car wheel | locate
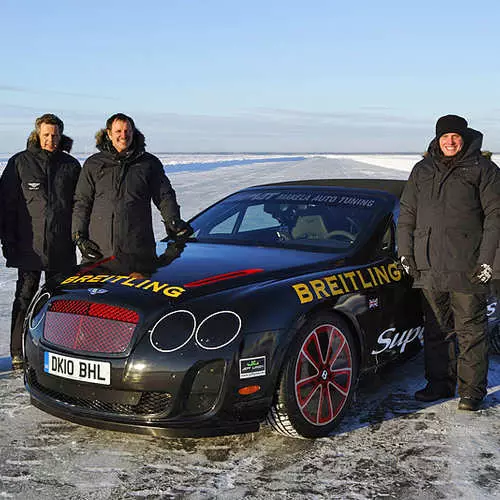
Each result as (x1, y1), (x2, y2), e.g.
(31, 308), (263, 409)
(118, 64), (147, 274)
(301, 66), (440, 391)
(267, 312), (358, 438)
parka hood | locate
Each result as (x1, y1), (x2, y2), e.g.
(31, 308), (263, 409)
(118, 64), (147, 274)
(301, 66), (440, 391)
(95, 127), (146, 155)
(26, 131), (74, 153)
(425, 128), (483, 163)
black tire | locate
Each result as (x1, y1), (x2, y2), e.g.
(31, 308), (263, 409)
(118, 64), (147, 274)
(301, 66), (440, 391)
(267, 312), (359, 438)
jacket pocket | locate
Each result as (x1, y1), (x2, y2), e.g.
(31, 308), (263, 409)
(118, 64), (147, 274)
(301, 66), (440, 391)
(444, 227), (481, 271)
(24, 190), (46, 223)
(89, 203), (113, 255)
(124, 203), (154, 252)
(414, 228), (430, 270)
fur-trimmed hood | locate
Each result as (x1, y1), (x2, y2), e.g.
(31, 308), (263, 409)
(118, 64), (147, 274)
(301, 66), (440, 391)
(26, 130), (73, 153)
(422, 128), (484, 163)
(95, 128), (146, 155)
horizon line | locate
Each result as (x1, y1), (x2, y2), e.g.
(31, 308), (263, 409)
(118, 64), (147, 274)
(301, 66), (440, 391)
(0, 151), (498, 157)
(1, 151), (426, 156)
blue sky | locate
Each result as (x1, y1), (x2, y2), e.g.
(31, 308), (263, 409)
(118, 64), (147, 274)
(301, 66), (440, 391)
(1, 0), (500, 153)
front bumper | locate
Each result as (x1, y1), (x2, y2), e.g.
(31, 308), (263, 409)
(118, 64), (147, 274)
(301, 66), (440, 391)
(27, 382), (260, 437)
(24, 336), (268, 437)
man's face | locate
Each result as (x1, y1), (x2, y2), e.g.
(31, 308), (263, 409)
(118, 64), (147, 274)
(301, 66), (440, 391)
(108, 119), (133, 153)
(39, 123), (61, 152)
(439, 133), (464, 157)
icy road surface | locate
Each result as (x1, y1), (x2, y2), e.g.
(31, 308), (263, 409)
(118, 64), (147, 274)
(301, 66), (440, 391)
(0, 155), (498, 499)
(0, 354), (498, 499)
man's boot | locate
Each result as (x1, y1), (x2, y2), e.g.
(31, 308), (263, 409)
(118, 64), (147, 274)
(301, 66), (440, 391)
(414, 384), (455, 402)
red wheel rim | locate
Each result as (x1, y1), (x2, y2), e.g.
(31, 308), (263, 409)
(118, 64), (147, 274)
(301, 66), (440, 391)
(294, 323), (352, 426)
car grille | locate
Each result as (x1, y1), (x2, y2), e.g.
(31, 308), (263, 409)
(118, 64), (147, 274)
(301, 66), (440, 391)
(28, 369), (173, 417)
(43, 300), (139, 354)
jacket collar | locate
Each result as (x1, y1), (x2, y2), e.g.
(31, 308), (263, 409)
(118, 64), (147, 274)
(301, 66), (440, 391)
(26, 132), (73, 155)
(95, 128), (146, 161)
(426, 128), (483, 168)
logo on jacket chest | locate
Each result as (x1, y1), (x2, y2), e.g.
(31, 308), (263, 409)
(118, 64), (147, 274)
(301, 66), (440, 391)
(27, 182), (41, 190)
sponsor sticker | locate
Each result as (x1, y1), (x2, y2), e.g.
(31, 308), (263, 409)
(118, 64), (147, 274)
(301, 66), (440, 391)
(487, 301), (496, 319)
(371, 326), (424, 355)
(231, 190), (377, 208)
(292, 263), (402, 304)
(44, 351), (111, 385)
(239, 356), (266, 379)
(60, 274), (185, 298)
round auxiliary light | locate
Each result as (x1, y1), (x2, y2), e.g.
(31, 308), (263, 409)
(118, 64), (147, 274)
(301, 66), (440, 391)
(195, 311), (242, 350)
(150, 310), (196, 353)
(29, 292), (51, 330)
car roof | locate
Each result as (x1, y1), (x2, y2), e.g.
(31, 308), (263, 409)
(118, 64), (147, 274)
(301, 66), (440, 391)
(253, 179), (407, 199)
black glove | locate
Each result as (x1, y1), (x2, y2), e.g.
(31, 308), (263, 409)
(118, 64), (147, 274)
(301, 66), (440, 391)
(398, 255), (419, 280)
(163, 217), (193, 240)
(73, 232), (103, 261)
(470, 263), (493, 285)
(2, 242), (17, 262)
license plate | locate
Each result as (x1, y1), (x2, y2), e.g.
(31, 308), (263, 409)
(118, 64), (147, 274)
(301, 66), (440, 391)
(44, 352), (111, 385)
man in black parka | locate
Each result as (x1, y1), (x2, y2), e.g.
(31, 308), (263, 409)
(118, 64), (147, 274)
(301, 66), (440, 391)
(72, 113), (190, 271)
(397, 114), (500, 411)
(0, 114), (81, 369)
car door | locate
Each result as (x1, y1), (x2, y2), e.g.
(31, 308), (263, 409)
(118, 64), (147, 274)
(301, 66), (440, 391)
(361, 215), (424, 368)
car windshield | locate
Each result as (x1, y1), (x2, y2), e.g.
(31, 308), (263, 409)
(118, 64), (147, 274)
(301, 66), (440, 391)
(189, 187), (388, 252)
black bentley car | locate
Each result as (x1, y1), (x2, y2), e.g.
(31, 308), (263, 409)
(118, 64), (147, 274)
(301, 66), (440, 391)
(23, 179), (495, 438)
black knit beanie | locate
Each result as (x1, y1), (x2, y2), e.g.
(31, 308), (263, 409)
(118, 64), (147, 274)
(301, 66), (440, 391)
(435, 114), (468, 139)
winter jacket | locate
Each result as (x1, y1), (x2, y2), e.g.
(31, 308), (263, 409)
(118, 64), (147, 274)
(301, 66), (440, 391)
(72, 128), (180, 266)
(0, 134), (81, 271)
(397, 129), (500, 292)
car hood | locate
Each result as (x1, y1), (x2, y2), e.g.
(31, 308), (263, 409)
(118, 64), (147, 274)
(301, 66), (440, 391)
(57, 242), (350, 306)
(156, 242), (346, 288)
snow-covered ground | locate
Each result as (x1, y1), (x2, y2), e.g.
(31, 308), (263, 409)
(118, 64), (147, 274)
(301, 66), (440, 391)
(0, 154), (498, 500)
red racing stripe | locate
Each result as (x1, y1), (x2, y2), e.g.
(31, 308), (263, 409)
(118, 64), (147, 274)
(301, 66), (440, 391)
(184, 268), (264, 288)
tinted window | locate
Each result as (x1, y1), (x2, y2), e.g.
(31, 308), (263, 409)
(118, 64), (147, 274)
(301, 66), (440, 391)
(190, 187), (388, 252)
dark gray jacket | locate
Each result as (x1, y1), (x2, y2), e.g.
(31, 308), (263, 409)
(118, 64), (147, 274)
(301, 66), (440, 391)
(72, 128), (180, 265)
(397, 129), (500, 292)
(0, 135), (80, 271)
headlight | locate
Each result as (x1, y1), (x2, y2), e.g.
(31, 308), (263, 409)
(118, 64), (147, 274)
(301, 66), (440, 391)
(195, 311), (241, 350)
(29, 292), (51, 330)
(150, 310), (196, 353)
